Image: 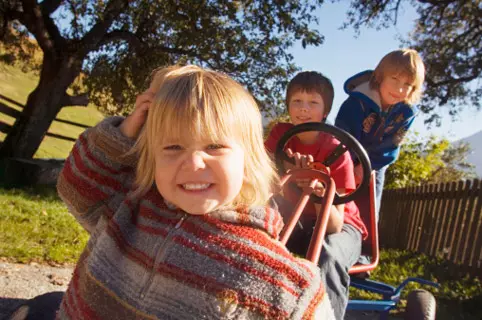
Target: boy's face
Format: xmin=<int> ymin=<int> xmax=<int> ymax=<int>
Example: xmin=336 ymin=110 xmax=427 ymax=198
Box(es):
xmin=154 ymin=136 xmax=245 ymax=215
xmin=379 ymin=74 xmax=413 ymax=108
xmin=288 ymin=90 xmax=326 ymax=125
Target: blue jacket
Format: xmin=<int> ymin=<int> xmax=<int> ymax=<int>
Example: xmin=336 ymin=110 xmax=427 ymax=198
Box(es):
xmin=335 ymin=70 xmax=418 ymax=170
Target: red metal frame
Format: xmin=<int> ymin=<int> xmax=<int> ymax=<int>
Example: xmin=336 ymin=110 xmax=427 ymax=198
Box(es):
xmin=278 ymin=170 xmax=379 ymax=273
xmin=349 ymin=171 xmax=379 ymax=274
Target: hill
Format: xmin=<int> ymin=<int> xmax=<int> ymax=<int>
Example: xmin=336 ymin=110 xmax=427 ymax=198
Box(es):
xmin=456 ymin=130 xmax=482 ymax=178
xmin=0 ymin=64 xmax=104 ymax=159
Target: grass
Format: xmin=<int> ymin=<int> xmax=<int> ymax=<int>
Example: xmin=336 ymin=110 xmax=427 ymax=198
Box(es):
xmin=0 ymin=186 xmax=89 ymax=264
xmin=350 ymin=249 xmax=482 ymax=319
xmin=0 ymin=64 xmax=104 ymax=159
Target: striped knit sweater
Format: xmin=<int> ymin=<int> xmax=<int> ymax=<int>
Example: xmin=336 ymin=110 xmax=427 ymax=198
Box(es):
xmin=56 ymin=117 xmax=335 ymax=320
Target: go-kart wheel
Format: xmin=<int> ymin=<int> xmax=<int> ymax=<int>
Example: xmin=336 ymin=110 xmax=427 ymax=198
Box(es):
xmin=404 ymin=289 xmax=436 ymax=320
xmin=275 ymin=122 xmax=371 ymax=205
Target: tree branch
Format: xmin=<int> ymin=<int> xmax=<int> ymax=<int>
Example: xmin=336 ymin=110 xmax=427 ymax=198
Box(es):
xmin=20 ymin=0 xmax=64 ymax=56
xmin=98 ymin=29 xmax=199 ymax=57
xmin=432 ymin=72 xmax=480 ymax=87
xmin=392 ymin=0 xmax=402 ymax=25
xmin=100 ymin=30 xmax=143 ymax=49
xmin=40 ymin=0 xmax=62 ymax=16
xmin=61 ymin=93 xmax=89 ymax=107
xmin=417 ymin=0 xmax=458 ymax=5
xmin=80 ymin=0 xmax=129 ymax=55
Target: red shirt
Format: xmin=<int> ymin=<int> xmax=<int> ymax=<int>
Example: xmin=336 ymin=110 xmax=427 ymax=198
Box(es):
xmin=265 ymin=122 xmax=368 ymax=239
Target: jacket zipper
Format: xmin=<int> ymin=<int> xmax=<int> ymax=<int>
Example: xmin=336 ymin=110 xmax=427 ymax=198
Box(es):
xmin=139 ymin=214 xmax=187 ymax=298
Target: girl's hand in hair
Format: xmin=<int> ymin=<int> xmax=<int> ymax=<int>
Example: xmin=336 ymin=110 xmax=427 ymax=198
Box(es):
xmin=119 ymin=89 xmax=155 ymax=139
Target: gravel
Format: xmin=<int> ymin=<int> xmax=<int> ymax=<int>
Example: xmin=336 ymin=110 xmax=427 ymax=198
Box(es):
xmin=0 ymin=261 xmax=73 ymax=319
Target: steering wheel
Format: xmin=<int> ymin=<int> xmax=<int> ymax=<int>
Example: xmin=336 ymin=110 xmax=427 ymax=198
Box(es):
xmin=274 ymin=122 xmax=371 ymax=205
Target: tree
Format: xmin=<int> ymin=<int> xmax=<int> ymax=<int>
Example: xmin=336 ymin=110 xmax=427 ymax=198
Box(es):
xmin=0 ymin=0 xmax=325 ymax=159
xmin=338 ymin=0 xmax=482 ymax=126
xmin=385 ymin=134 xmax=476 ymax=189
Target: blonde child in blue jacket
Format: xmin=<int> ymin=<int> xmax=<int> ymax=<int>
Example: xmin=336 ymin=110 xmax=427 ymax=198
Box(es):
xmin=335 ymin=49 xmax=425 ymax=221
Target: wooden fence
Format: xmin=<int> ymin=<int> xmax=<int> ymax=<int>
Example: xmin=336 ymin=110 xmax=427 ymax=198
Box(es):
xmin=0 ymin=93 xmax=91 ymax=143
xmin=379 ymin=179 xmax=482 ymax=276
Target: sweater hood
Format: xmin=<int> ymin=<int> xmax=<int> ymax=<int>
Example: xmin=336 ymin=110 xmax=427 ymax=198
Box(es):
xmin=344 ymin=70 xmax=383 ymax=109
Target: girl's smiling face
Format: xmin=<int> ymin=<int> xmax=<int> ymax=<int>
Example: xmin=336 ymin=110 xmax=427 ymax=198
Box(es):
xmin=154 ymin=136 xmax=245 ymax=215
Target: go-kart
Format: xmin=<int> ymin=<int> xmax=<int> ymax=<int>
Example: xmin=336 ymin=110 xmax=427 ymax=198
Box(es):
xmin=274 ymin=122 xmax=439 ymax=320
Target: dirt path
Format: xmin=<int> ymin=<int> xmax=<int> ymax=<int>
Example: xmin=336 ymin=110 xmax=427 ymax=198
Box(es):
xmin=0 ymin=261 xmax=73 ymax=319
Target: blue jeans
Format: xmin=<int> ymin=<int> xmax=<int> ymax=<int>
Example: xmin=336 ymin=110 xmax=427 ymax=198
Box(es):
xmin=317 ymin=224 xmax=362 ymax=320
xmin=375 ymin=166 xmax=388 ymax=223
xmin=285 ymin=223 xmax=362 ymax=320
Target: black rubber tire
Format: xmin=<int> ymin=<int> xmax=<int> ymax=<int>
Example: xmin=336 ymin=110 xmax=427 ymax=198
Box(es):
xmin=404 ymin=289 xmax=436 ymax=320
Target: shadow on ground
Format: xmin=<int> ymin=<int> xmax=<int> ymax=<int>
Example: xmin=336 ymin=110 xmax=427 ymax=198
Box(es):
xmin=0 ymin=297 xmax=26 ymax=319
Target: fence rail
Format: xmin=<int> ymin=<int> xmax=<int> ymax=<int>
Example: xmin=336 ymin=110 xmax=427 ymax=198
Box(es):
xmin=379 ymin=179 xmax=482 ymax=277
xmin=0 ymin=93 xmax=90 ymax=143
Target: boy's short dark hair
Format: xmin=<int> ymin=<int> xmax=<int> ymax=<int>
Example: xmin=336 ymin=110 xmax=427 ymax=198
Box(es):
xmin=286 ymin=71 xmax=334 ymax=116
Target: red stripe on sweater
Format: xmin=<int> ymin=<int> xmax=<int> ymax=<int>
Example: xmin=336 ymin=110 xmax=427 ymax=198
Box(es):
xmin=124 ymin=198 xmax=178 ymax=236
xmin=136 ymin=223 xmax=170 ymax=236
xmin=70 ymin=267 xmax=101 ymax=320
xmin=271 ymin=207 xmax=283 ymax=237
xmin=143 ymin=188 xmax=169 ymax=208
xmin=79 ymin=134 xmax=132 ymax=175
xmin=157 ymin=263 xmax=290 ymax=319
xmin=72 ymin=142 xmax=126 ymax=193
xmin=302 ymin=286 xmax=325 ymax=320
xmin=180 ymin=219 xmax=310 ymax=290
xmin=202 ymin=214 xmax=293 ymax=257
xmin=204 ymin=213 xmax=314 ymax=276
xmin=62 ymin=289 xmax=76 ymax=320
xmin=137 ymin=203 xmax=181 ymax=225
xmin=62 ymin=159 xmax=108 ymax=204
xmin=172 ymin=234 xmax=300 ymax=297
xmin=106 ymin=220 xmax=155 ymax=270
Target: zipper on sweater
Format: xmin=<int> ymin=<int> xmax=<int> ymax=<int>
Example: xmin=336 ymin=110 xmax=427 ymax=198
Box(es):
xmin=139 ymin=214 xmax=187 ymax=299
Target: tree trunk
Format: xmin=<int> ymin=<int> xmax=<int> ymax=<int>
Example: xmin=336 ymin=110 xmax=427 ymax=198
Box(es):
xmin=0 ymin=58 xmax=81 ymax=159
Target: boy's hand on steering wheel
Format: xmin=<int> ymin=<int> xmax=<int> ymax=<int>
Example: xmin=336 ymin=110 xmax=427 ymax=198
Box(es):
xmin=286 ymin=148 xmax=326 ymax=197
xmin=119 ymin=89 xmax=155 ymax=139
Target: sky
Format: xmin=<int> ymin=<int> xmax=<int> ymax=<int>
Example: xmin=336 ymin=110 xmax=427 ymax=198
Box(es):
xmin=288 ymin=1 xmax=482 ymax=142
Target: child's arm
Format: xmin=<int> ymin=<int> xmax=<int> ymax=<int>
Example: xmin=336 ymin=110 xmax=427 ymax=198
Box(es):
xmin=57 ymin=90 xmax=154 ymax=233
xmin=288 ymin=152 xmax=345 ymax=234
xmin=334 ymin=97 xmax=364 ymax=140
xmin=371 ymin=114 xmax=416 ymax=167
xmin=56 ymin=117 xmax=136 ymax=233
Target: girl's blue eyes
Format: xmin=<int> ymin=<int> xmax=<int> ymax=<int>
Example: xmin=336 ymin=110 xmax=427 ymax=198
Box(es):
xmin=206 ymin=144 xmax=225 ymax=150
xmin=164 ymin=145 xmax=182 ymax=150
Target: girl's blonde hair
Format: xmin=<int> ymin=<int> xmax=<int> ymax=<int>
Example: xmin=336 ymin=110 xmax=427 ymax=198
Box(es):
xmin=134 ymin=65 xmax=278 ymax=208
xmin=370 ymin=49 xmax=425 ymax=104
